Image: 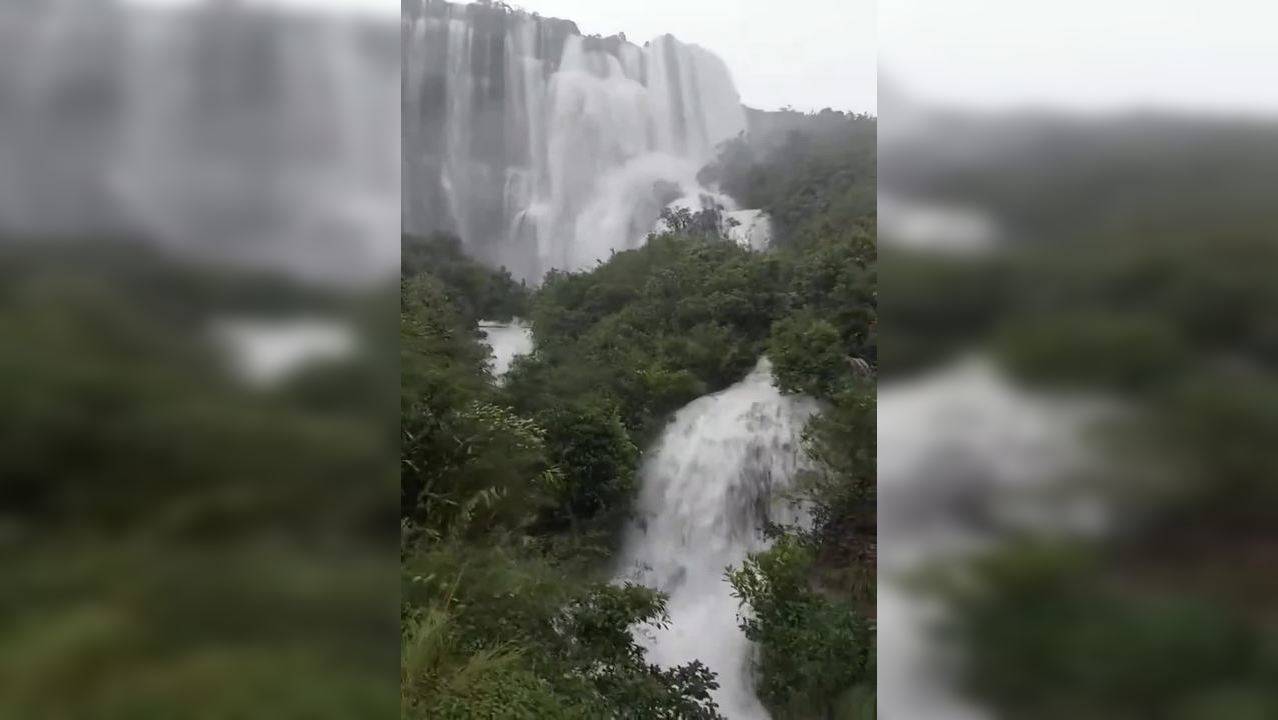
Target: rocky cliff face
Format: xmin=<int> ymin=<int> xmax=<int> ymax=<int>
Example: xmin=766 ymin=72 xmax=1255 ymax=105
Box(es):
xmin=403 ymin=0 xmax=747 ymax=281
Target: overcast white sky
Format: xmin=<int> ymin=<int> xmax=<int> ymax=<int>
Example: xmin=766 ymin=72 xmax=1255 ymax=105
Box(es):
xmin=519 ymin=0 xmax=878 ymax=114
xmin=882 ymin=0 xmax=1278 ymax=116
xmin=136 ymin=0 xmax=875 ymax=112
xmin=133 ymin=0 xmax=395 ymax=13
xmin=135 ymin=0 xmax=1278 ymax=117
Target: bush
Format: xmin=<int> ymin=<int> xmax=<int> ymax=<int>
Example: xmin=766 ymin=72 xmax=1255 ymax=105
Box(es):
xmin=728 ymin=535 xmax=874 ymax=718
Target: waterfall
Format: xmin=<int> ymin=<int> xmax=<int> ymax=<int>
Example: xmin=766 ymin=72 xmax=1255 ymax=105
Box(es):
xmin=618 ymin=358 xmax=820 ymax=719
xmin=477 ymin=319 xmax=532 ymax=378
xmin=0 ymin=0 xmax=399 ymax=284
xmin=723 ymin=209 xmax=774 ymax=250
xmin=403 ymin=0 xmax=747 ymax=281
xmin=877 ymin=358 xmax=1109 ymax=719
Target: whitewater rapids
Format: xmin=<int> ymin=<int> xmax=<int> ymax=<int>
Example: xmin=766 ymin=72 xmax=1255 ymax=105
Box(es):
xmin=618 ymin=358 xmax=819 ymax=719
xmin=404 ymin=0 xmax=748 ymax=281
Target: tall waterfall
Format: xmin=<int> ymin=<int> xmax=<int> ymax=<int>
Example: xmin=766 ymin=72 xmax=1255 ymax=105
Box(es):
xmin=403 ymin=0 xmax=747 ymax=281
xmin=0 ymin=0 xmax=399 ymax=284
xmin=618 ymin=358 xmax=820 ymax=719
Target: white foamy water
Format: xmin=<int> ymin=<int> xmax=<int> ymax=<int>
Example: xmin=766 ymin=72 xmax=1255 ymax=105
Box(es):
xmin=404 ymin=0 xmax=747 ymax=281
xmin=477 ymin=320 xmax=532 ymax=378
xmin=0 ymin=0 xmax=399 ymax=284
xmin=214 ymin=317 xmax=356 ymax=387
xmin=618 ymin=358 xmax=819 ymax=719
xmin=878 ymin=358 xmax=1111 ymax=720
xmin=878 ymin=194 xmax=998 ymax=255
xmin=724 ymin=209 xmax=773 ymax=250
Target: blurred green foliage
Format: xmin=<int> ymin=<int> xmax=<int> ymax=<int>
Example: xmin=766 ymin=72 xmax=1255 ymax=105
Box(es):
xmin=886 ymin=115 xmax=1278 ymax=717
xmin=934 ymin=541 xmax=1278 ymax=720
xmin=0 ymin=239 xmax=398 ymax=717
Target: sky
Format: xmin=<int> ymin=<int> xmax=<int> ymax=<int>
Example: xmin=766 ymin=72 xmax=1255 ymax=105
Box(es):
xmin=135 ymin=0 xmax=877 ymax=113
xmin=881 ymin=0 xmax=1278 ymax=116
xmin=131 ymin=0 xmax=1278 ymax=117
xmin=521 ymin=0 xmax=1277 ymax=117
xmin=131 ymin=0 xmax=397 ymax=17
xmin=519 ymin=0 xmax=877 ymax=114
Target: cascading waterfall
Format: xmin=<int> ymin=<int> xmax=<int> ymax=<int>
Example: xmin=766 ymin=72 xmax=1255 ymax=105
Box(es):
xmin=403 ymin=0 xmax=747 ymax=281
xmin=877 ymin=359 xmax=1108 ymax=720
xmin=0 ymin=0 xmax=399 ymax=284
xmin=618 ymin=358 xmax=820 ymax=719
xmin=477 ymin=319 xmax=533 ymax=378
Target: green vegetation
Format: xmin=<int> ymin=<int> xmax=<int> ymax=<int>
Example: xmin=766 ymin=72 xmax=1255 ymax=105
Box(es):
xmin=702 ymin=108 xmax=876 ymax=248
xmin=885 ymin=116 xmax=1278 ymax=718
xmin=0 ymin=240 xmax=398 ymax=717
xmin=402 ymin=233 xmax=530 ymax=322
xmin=728 ymin=535 xmax=875 ymax=719
xmin=402 ymin=544 xmax=721 ymax=719
xmin=400 ymin=111 xmax=878 ymax=718
xmin=723 ymin=111 xmax=878 ymax=718
xmin=923 ymin=232 xmax=1278 ymax=718
xmin=509 ymin=229 xmax=786 ymax=443
xmin=400 ymin=239 xmax=727 ymax=717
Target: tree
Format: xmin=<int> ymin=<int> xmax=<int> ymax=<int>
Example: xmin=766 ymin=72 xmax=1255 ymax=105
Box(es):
xmin=729 ymin=535 xmax=874 ymax=719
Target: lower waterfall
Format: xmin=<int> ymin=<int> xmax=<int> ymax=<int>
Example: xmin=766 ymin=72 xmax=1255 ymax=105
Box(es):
xmin=477 ymin=319 xmax=533 ymax=379
xmin=618 ymin=357 xmax=820 ymax=719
